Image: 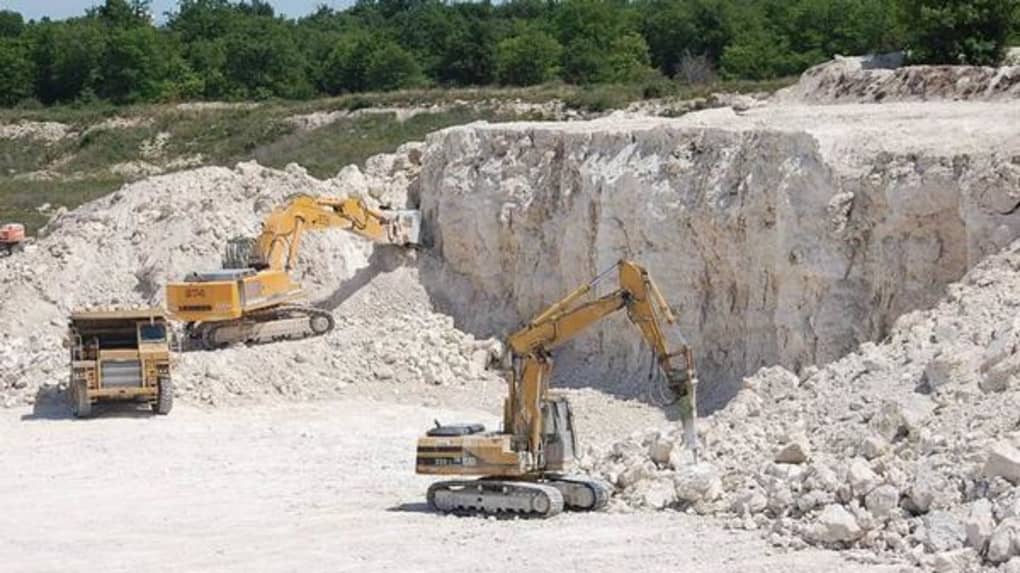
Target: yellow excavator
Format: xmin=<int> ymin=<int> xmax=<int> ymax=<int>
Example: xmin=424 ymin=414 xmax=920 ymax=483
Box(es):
xmin=415 ymin=260 xmax=698 ymax=518
xmin=165 ymin=194 xmax=420 ymax=349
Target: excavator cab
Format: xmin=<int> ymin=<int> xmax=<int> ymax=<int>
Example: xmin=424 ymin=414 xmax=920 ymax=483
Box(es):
xmin=540 ymin=394 xmax=577 ymax=471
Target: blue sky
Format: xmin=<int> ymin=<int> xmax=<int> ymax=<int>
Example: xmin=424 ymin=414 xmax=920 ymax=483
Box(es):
xmin=0 ymin=0 xmax=356 ymax=22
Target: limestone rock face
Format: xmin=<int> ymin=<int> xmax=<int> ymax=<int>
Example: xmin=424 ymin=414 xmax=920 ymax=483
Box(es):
xmin=420 ymin=104 xmax=1020 ymax=408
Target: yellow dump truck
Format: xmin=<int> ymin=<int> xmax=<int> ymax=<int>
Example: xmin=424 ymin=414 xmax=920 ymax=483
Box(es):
xmin=67 ymin=309 xmax=173 ymax=417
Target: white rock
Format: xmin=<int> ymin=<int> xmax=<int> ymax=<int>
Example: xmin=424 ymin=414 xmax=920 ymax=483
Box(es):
xmin=648 ymin=434 xmax=674 ymax=466
xmin=672 ymin=463 xmax=722 ymax=504
xmin=811 ymin=504 xmax=864 ymax=544
xmin=847 ymin=457 xmax=881 ymax=497
xmin=871 ymin=396 xmax=934 ymax=442
xmin=729 ymin=490 xmax=768 ymax=515
xmin=906 ymin=466 xmax=957 ymax=514
xmin=984 ymin=441 xmax=1020 ymax=484
xmin=774 ymin=437 xmax=811 ymax=464
xmin=930 ymin=548 xmax=979 ymax=573
xmin=963 ymin=498 xmax=994 ymax=550
xmin=924 ymin=352 xmax=978 ymax=393
xmin=859 ymin=434 xmax=888 ymax=460
xmin=865 ymin=484 xmax=901 ymax=520
xmin=632 ymin=478 xmax=677 ymax=510
xmin=988 ymin=517 xmax=1020 ymax=564
xmin=921 ymin=511 xmax=965 ymax=552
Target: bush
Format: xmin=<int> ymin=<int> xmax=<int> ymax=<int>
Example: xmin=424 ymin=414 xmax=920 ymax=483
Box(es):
xmin=0 ymin=39 xmax=34 ymax=106
xmin=495 ymin=29 xmax=562 ymax=86
xmin=899 ymin=0 xmax=1017 ymax=65
xmin=365 ymin=42 xmax=424 ymax=91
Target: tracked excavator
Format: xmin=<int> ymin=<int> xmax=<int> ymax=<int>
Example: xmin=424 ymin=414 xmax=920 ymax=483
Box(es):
xmin=165 ymin=194 xmax=420 ymax=349
xmin=416 ymin=260 xmax=698 ymax=518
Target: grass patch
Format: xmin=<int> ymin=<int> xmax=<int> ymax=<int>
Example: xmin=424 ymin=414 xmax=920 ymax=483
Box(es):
xmin=251 ymin=107 xmax=496 ymax=178
xmin=157 ymin=107 xmax=295 ymax=165
xmin=0 ymin=138 xmax=70 ymax=175
xmin=63 ymin=126 xmax=157 ymax=174
xmin=0 ymin=176 xmax=124 ymax=234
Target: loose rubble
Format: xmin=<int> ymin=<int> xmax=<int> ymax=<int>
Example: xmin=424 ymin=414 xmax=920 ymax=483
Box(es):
xmin=583 ymin=241 xmax=1020 ymax=570
xmin=775 ymin=52 xmax=1020 ymax=104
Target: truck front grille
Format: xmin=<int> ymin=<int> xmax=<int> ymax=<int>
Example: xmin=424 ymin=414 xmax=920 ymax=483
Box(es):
xmin=101 ymin=360 xmax=142 ymax=388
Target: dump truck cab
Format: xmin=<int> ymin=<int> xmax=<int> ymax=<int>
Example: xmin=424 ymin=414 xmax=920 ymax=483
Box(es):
xmin=67 ymin=309 xmax=173 ymax=417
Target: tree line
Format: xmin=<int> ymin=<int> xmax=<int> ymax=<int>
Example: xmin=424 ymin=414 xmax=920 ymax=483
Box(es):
xmin=0 ymin=0 xmax=1016 ymax=107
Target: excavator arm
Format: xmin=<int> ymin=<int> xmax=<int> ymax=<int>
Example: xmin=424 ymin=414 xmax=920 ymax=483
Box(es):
xmin=252 ymin=194 xmax=421 ymax=271
xmin=505 ymin=260 xmax=698 ymax=457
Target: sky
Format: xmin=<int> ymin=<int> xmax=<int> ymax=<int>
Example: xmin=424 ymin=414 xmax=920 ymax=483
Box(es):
xmin=0 ymin=0 xmax=356 ymax=22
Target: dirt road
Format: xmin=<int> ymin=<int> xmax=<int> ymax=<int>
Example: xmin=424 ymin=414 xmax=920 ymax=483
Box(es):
xmin=0 ymin=399 xmax=896 ymax=572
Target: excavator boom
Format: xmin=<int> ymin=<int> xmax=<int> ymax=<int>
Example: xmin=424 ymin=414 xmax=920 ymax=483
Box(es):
xmin=254 ymin=195 xmax=420 ymax=271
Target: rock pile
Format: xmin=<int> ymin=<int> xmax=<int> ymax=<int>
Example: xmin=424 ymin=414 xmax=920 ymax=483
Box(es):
xmin=775 ymin=52 xmax=1020 ymax=104
xmin=584 ymin=240 xmax=1020 ymax=570
xmin=0 ymin=145 xmax=501 ymax=408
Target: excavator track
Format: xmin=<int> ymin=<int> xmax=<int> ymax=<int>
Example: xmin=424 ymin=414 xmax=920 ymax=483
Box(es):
xmin=191 ymin=304 xmax=335 ymax=350
xmin=427 ymin=480 xmax=565 ymax=518
xmin=546 ymin=475 xmax=612 ymax=511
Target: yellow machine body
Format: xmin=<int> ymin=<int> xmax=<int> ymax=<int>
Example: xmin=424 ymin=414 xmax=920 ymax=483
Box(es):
xmin=415 ymin=260 xmax=698 ymax=516
xmin=165 ymin=194 xmax=420 ymax=348
xmin=67 ymin=309 xmax=173 ymax=416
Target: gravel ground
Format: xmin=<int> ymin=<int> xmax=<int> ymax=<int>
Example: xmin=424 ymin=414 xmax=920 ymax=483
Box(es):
xmin=0 ymin=398 xmax=898 ymax=573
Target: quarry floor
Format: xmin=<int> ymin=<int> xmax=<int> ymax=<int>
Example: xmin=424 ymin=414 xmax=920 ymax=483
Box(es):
xmin=0 ymin=396 xmax=897 ymax=573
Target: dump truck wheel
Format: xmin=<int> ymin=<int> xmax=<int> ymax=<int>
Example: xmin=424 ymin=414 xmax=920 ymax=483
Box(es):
xmin=70 ymin=380 xmax=91 ymax=418
xmin=154 ymin=376 xmax=173 ymax=415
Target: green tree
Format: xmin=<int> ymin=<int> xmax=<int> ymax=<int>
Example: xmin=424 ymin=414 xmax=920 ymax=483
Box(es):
xmin=495 ymin=28 xmax=562 ymax=85
xmin=99 ymin=26 xmax=166 ymax=103
xmin=0 ymin=10 xmax=24 ymax=38
xmin=640 ymin=0 xmax=733 ymax=76
xmin=321 ymin=30 xmax=376 ymax=93
xmin=0 ymin=39 xmax=34 ymax=105
xmin=93 ymin=0 xmax=151 ymax=27
xmin=899 ymin=0 xmax=1017 ymax=65
xmin=556 ymin=0 xmax=653 ymax=84
xmin=364 ymin=41 xmax=423 ymax=90
xmin=223 ymin=19 xmax=312 ymax=99
xmin=604 ymin=33 xmax=654 ymax=83
xmin=436 ymin=14 xmax=497 ymax=85
xmin=29 ymin=20 xmax=107 ymax=103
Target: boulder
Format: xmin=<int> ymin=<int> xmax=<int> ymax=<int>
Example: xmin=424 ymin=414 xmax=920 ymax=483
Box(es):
xmin=774 ymin=437 xmax=811 ymax=464
xmin=673 ymin=463 xmax=722 ymax=504
xmin=929 ymin=548 xmax=979 ymax=573
xmin=905 ymin=466 xmax=957 ymax=514
xmin=632 ymin=478 xmax=677 ymax=510
xmin=859 ymin=435 xmax=888 ymax=460
xmin=847 ymin=457 xmax=881 ymax=497
xmin=921 ymin=511 xmax=965 ymax=552
xmin=871 ymin=396 xmax=934 ymax=442
xmin=729 ymin=490 xmax=768 ymax=516
xmin=984 ymin=441 xmax=1020 ymax=484
xmin=988 ymin=518 xmax=1020 ymax=564
xmin=963 ymin=498 xmax=995 ymax=551
xmin=648 ymin=434 xmax=674 ymax=466
xmin=811 ymin=504 xmax=864 ymax=544
xmin=865 ymin=484 xmax=901 ymax=520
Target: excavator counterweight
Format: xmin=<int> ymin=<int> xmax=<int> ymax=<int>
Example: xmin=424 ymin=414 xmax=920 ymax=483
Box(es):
xmin=415 ymin=260 xmax=698 ymax=518
xmin=165 ymin=194 xmax=420 ymax=348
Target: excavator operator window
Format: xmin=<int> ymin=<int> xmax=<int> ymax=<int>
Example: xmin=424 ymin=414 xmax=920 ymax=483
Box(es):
xmin=139 ymin=323 xmax=167 ymax=343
